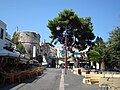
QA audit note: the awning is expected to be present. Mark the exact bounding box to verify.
[33,59,39,63]
[29,59,39,64]
[0,49,20,57]
[20,58,28,62]
[59,60,64,64]
[20,54,30,59]
[67,57,74,62]
[42,62,48,65]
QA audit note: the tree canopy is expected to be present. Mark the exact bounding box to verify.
[47,9,95,51]
[106,27,120,67]
[87,37,106,62]
[87,37,106,70]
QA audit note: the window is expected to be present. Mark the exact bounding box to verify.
[0,28,4,39]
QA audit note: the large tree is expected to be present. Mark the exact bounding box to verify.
[47,9,95,51]
[87,37,106,70]
[106,27,120,68]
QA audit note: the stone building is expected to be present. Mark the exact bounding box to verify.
[40,42,57,67]
[17,31,42,63]
[0,20,7,49]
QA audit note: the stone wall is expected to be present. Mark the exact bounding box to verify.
[19,31,41,57]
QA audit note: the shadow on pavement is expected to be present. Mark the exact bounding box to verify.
[0,75,44,90]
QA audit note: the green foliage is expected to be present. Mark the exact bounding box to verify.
[88,50,100,62]
[16,43,26,54]
[58,57,64,61]
[106,27,120,66]
[47,9,95,51]
[87,37,106,70]
[12,31,20,44]
[88,27,120,68]
[87,37,105,62]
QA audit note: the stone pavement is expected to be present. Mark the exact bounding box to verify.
[0,68,100,90]
[64,69,99,90]
[0,68,61,90]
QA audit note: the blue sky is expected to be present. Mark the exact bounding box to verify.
[0,0,120,42]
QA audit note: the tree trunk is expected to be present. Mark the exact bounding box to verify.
[100,61,105,71]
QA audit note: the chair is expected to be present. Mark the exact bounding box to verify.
[24,70,31,79]
[2,72,15,83]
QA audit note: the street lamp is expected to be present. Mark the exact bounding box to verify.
[56,25,68,74]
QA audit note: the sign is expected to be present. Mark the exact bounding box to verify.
[74,52,78,57]
[60,50,65,56]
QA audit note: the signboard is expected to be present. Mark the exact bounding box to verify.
[60,50,65,57]
[74,52,78,57]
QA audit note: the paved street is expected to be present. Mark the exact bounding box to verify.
[0,68,99,90]
[64,70,99,90]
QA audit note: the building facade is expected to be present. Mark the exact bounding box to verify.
[40,42,57,67]
[0,20,7,49]
[17,31,42,63]
[0,20,15,50]
[19,31,40,56]
[0,20,19,70]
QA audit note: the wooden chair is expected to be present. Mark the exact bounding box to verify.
[17,71,26,83]
[2,72,15,83]
[24,70,31,79]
